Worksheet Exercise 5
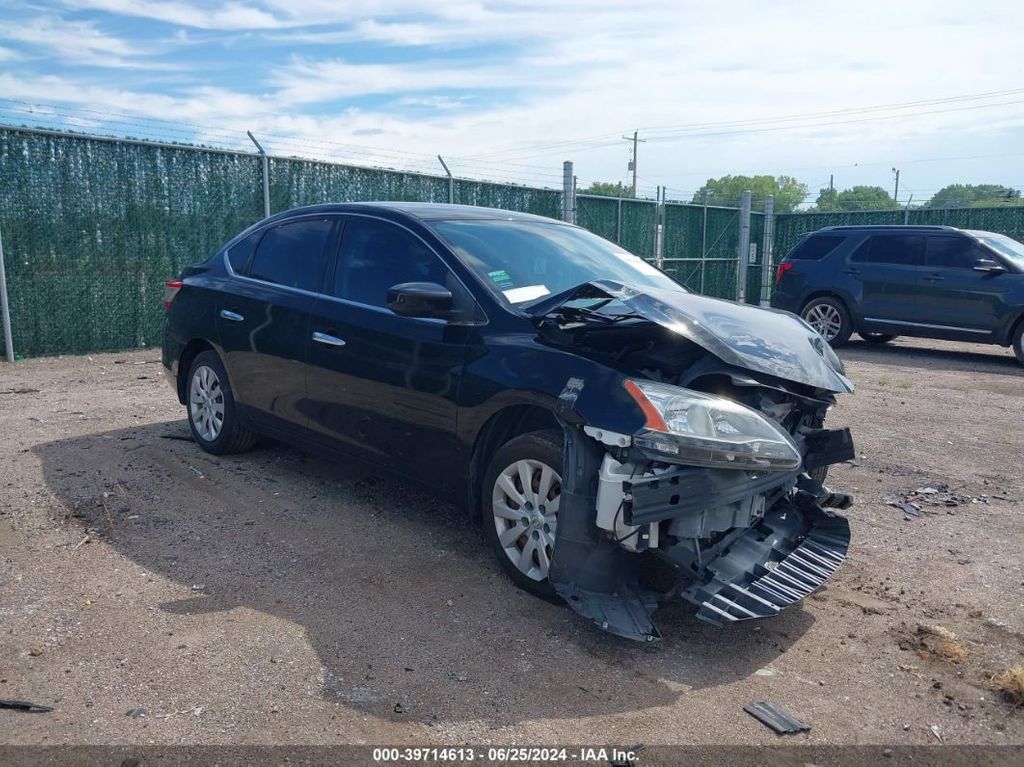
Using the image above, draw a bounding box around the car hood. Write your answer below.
[525,280,854,394]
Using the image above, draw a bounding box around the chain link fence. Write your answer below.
[5,123,1024,359]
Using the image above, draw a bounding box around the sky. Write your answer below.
[1,0,1023,206]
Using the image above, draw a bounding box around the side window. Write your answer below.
[850,234,924,266]
[926,236,984,269]
[334,217,451,308]
[226,229,262,274]
[248,218,334,292]
[788,234,843,260]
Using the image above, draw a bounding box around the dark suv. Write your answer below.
[163,202,857,642]
[770,225,1024,364]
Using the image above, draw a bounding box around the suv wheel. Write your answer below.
[185,350,258,455]
[481,430,563,602]
[801,297,853,346]
[860,332,897,344]
[1013,321,1024,366]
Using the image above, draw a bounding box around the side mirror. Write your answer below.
[973,258,1006,274]
[387,282,454,319]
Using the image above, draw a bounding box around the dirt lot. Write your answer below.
[1,337,1022,747]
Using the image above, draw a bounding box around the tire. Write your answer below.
[801,297,853,347]
[184,350,258,455]
[480,429,563,602]
[1013,321,1024,366]
[859,332,897,344]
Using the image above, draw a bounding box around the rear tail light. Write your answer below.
[774,261,794,284]
[163,279,183,311]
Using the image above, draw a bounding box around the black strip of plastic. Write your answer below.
[802,427,855,470]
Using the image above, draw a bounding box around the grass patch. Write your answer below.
[878,376,891,386]
[896,380,912,389]
[991,665,1024,707]
[914,624,969,664]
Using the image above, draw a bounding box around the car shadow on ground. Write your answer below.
[839,338,1020,376]
[35,422,815,726]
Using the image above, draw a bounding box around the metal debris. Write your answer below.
[744,701,810,734]
[0,699,53,713]
[883,484,988,519]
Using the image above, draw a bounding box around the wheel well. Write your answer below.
[800,291,850,314]
[1006,312,1024,347]
[176,339,215,404]
[467,405,560,518]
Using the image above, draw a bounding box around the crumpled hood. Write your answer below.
[526,280,854,394]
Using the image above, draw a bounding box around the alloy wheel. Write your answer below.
[189,365,225,442]
[491,459,561,582]
[804,304,842,341]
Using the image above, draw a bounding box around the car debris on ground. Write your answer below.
[743,701,811,734]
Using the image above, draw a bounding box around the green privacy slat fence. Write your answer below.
[0,126,562,357]
[661,203,765,302]
[575,195,658,259]
[0,128,264,357]
[773,206,1024,264]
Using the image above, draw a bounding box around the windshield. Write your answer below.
[970,231,1024,267]
[430,220,684,306]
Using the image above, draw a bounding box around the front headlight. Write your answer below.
[623,379,801,471]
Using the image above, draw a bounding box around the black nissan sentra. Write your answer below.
[162,202,856,641]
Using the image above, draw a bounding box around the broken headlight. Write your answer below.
[624,379,801,471]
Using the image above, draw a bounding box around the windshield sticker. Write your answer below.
[504,284,550,303]
[615,252,661,276]
[487,269,515,290]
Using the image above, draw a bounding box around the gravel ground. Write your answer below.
[1,337,1022,747]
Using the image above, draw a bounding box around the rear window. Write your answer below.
[226,229,262,273]
[248,218,335,292]
[850,234,924,266]
[787,234,843,260]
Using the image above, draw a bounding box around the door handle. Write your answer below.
[312,331,346,348]
[843,269,860,276]
[219,309,244,322]
[924,274,944,282]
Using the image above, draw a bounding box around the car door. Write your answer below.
[916,234,1010,336]
[304,215,472,490]
[216,215,338,434]
[848,233,925,325]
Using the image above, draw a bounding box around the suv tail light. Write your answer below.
[163,279,183,311]
[774,262,794,284]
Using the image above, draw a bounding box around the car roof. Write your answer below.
[268,201,562,224]
[815,224,962,233]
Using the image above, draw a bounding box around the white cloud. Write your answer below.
[6,1,1024,196]
[0,15,177,69]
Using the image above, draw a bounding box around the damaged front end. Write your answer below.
[533,281,856,642]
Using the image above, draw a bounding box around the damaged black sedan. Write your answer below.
[162,203,856,642]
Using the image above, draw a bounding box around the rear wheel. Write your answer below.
[185,350,258,455]
[859,332,897,344]
[1013,321,1024,366]
[481,430,563,602]
[801,297,853,346]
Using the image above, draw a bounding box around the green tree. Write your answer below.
[581,181,633,198]
[812,186,839,212]
[927,184,1021,208]
[832,185,901,212]
[690,175,807,213]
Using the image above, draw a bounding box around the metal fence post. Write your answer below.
[655,186,665,268]
[700,191,709,294]
[247,131,271,219]
[438,155,454,203]
[616,197,623,243]
[0,223,13,362]
[760,195,774,307]
[562,161,574,223]
[737,190,752,303]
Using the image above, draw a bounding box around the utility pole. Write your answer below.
[621,130,646,197]
[892,167,900,203]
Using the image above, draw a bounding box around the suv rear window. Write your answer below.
[851,234,924,266]
[788,234,843,260]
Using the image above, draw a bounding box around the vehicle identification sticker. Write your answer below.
[504,284,549,303]
[615,252,660,276]
[487,269,515,290]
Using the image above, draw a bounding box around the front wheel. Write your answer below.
[801,297,853,346]
[185,350,258,455]
[481,430,563,602]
